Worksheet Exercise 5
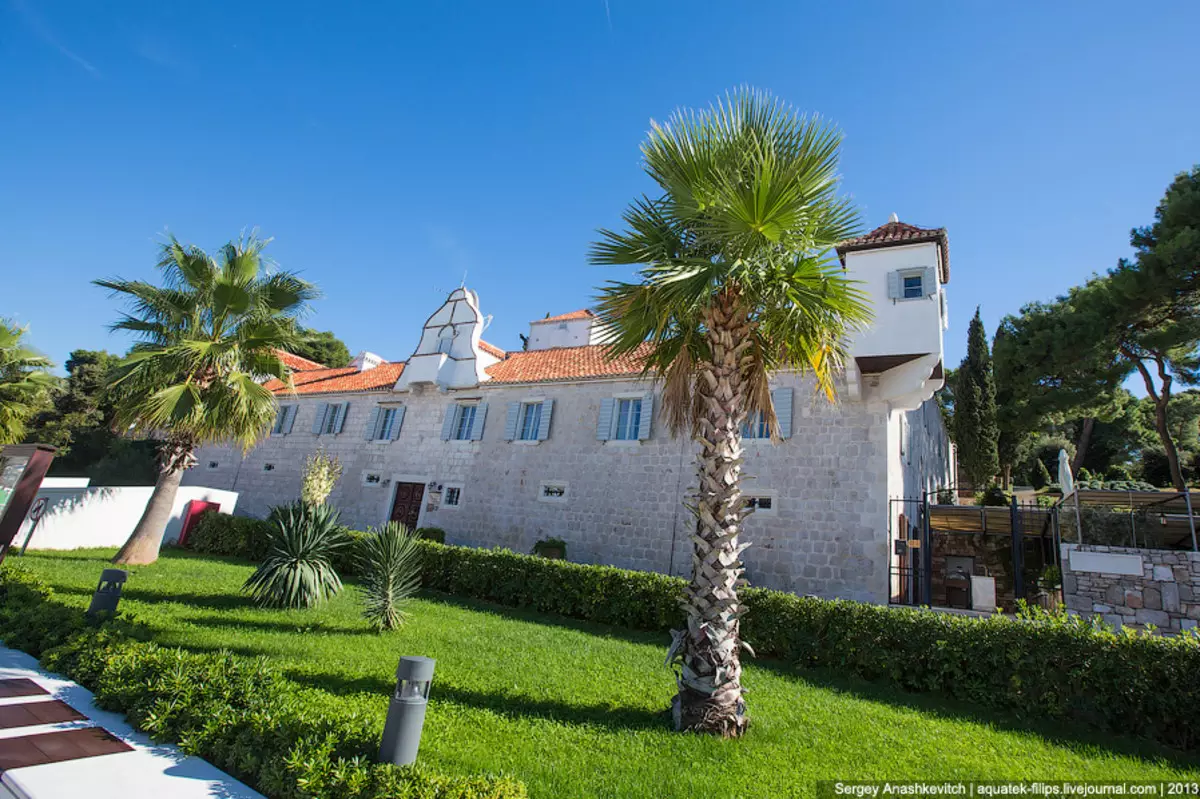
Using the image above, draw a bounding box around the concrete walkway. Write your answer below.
[0,645,263,799]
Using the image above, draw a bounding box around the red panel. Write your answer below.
[178,501,221,547]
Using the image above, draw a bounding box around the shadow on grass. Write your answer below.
[177,614,376,636]
[753,659,1200,769]
[284,669,671,733]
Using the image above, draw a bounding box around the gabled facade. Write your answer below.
[187,218,955,604]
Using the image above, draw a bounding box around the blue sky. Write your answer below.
[3,1,1198,374]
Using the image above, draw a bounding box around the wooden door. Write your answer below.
[390,482,425,530]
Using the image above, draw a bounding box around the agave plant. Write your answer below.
[243,502,346,609]
[356,522,423,631]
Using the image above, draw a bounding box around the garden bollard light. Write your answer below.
[86,568,127,619]
[378,656,435,767]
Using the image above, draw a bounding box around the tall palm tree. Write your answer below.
[0,321,54,444]
[589,89,871,737]
[97,234,318,565]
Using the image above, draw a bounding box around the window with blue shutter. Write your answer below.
[613,398,641,440]
[389,406,405,440]
[503,402,521,441]
[469,403,487,440]
[636,392,654,440]
[597,398,615,441]
[441,404,460,441]
[454,405,476,440]
[312,403,330,434]
[364,407,382,441]
[519,402,542,441]
[772,387,794,439]
[536,398,553,441]
[272,404,297,435]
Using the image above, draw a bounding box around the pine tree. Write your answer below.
[953,308,1000,487]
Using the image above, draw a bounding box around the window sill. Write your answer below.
[604,439,642,448]
[513,439,541,446]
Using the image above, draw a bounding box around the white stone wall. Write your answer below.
[186,373,904,603]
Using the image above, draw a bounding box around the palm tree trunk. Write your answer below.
[113,438,194,565]
[671,289,750,738]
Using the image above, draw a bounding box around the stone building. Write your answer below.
[186,218,955,603]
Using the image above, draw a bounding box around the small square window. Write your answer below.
[263,463,275,472]
[902,274,923,299]
[743,494,777,515]
[538,481,569,503]
[364,473,382,486]
[444,486,461,507]
[614,398,642,440]
[207,461,219,470]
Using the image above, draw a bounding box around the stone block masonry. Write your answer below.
[1062,544,1200,634]
[186,371,904,604]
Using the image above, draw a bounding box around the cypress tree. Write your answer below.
[953,308,1000,487]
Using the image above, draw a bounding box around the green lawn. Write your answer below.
[16,548,1198,798]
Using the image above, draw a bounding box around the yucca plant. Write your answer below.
[243,502,346,609]
[356,522,423,631]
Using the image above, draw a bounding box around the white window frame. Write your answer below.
[377,407,399,440]
[537,480,569,504]
[742,490,778,517]
[898,268,926,301]
[741,411,769,440]
[518,401,543,442]
[442,483,464,510]
[613,397,642,441]
[453,403,478,441]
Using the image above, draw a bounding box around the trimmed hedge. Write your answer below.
[0,565,526,799]
[186,512,273,561]
[415,541,1200,751]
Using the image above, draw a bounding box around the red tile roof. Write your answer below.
[479,340,506,358]
[276,350,327,372]
[485,343,652,384]
[837,220,950,283]
[266,362,406,396]
[532,309,595,324]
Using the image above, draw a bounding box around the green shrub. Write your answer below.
[0,566,527,799]
[975,486,1010,507]
[186,512,273,560]
[415,527,446,544]
[531,538,567,559]
[416,541,684,631]
[414,540,1200,751]
[244,503,347,609]
[357,522,423,631]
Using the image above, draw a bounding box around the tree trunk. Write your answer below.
[1002,464,1011,491]
[669,289,750,738]
[1071,417,1095,476]
[1128,352,1187,492]
[113,438,194,565]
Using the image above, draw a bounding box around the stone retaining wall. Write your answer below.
[1062,544,1200,634]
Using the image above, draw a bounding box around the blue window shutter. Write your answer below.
[924,266,938,296]
[536,398,554,441]
[470,403,488,440]
[312,403,329,434]
[336,402,350,433]
[441,404,458,441]
[283,404,297,434]
[597,398,614,441]
[503,402,521,441]
[772,387,794,439]
[365,407,381,440]
[886,271,901,300]
[390,407,405,440]
[637,392,654,440]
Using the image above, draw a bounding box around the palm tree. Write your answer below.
[0,321,54,444]
[589,89,871,737]
[97,234,318,565]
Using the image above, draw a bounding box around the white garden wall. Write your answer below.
[15,485,238,551]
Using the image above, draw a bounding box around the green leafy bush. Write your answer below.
[186,512,273,560]
[0,566,527,799]
[414,540,1200,751]
[244,503,347,609]
[975,486,1010,506]
[531,538,567,559]
[356,522,423,631]
[415,527,446,543]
